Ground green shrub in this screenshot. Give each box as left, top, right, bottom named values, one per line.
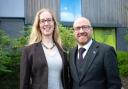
left=59, top=25, right=76, bottom=49
left=0, top=26, right=128, bottom=89
left=0, top=30, right=12, bottom=75
left=117, top=51, right=128, bottom=76
left=0, top=29, right=28, bottom=89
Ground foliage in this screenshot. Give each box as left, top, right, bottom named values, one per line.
left=117, top=51, right=128, bottom=76
left=0, top=26, right=128, bottom=89
left=59, top=25, right=76, bottom=49
left=124, top=34, right=128, bottom=42
left=93, top=28, right=116, bottom=48
left=123, top=28, right=128, bottom=43
left=0, top=30, right=12, bottom=74
left=0, top=29, right=28, bottom=89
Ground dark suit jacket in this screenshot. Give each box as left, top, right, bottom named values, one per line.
left=69, top=40, right=122, bottom=89
left=20, top=42, right=70, bottom=89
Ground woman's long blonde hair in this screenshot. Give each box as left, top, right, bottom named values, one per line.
left=28, top=8, right=62, bottom=47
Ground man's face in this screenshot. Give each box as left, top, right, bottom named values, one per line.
left=73, top=17, right=93, bottom=45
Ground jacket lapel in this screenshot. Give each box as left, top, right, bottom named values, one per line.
left=55, top=43, right=65, bottom=65
left=36, top=42, right=48, bottom=64
left=79, top=41, right=99, bottom=82
left=36, top=42, right=64, bottom=65
left=69, top=47, right=80, bottom=81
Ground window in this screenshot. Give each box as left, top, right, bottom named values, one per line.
left=60, top=0, right=81, bottom=22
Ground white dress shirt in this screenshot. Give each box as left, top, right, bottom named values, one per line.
left=78, top=39, right=93, bottom=59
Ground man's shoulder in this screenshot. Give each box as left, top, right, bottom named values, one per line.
left=94, top=40, right=115, bottom=52
left=94, top=40, right=112, bottom=48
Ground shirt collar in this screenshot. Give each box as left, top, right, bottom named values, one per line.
left=78, top=39, right=93, bottom=51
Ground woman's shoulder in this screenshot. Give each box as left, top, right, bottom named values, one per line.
left=22, top=42, right=40, bottom=52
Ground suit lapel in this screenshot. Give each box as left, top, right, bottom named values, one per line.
left=70, top=47, right=80, bottom=81
left=79, top=41, right=99, bottom=82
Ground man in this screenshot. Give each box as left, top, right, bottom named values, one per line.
left=69, top=17, right=122, bottom=89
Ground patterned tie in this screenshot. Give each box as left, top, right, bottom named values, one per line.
left=79, top=47, right=86, bottom=62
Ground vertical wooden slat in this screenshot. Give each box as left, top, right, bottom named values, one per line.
left=25, top=0, right=128, bottom=27
left=81, top=0, right=128, bottom=27
left=25, top=0, right=60, bottom=24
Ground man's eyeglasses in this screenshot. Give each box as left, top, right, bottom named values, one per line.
left=74, top=25, right=92, bottom=31
left=40, top=18, right=53, bottom=24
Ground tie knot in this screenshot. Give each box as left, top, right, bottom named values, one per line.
left=79, top=48, right=86, bottom=54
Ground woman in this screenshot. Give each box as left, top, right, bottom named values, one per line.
left=20, top=8, right=69, bottom=89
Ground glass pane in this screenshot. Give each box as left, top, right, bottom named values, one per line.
left=93, top=28, right=116, bottom=49
left=61, top=0, right=81, bottom=22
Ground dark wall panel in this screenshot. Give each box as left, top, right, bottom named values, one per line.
left=25, top=0, right=60, bottom=24
left=116, top=27, right=128, bottom=51
left=0, top=18, right=24, bottom=38
left=82, top=0, right=128, bottom=27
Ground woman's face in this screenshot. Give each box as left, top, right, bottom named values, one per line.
left=39, top=11, right=54, bottom=36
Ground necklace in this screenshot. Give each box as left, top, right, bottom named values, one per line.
left=42, top=42, right=55, bottom=50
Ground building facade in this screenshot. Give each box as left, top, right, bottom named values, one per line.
left=0, top=0, right=128, bottom=51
